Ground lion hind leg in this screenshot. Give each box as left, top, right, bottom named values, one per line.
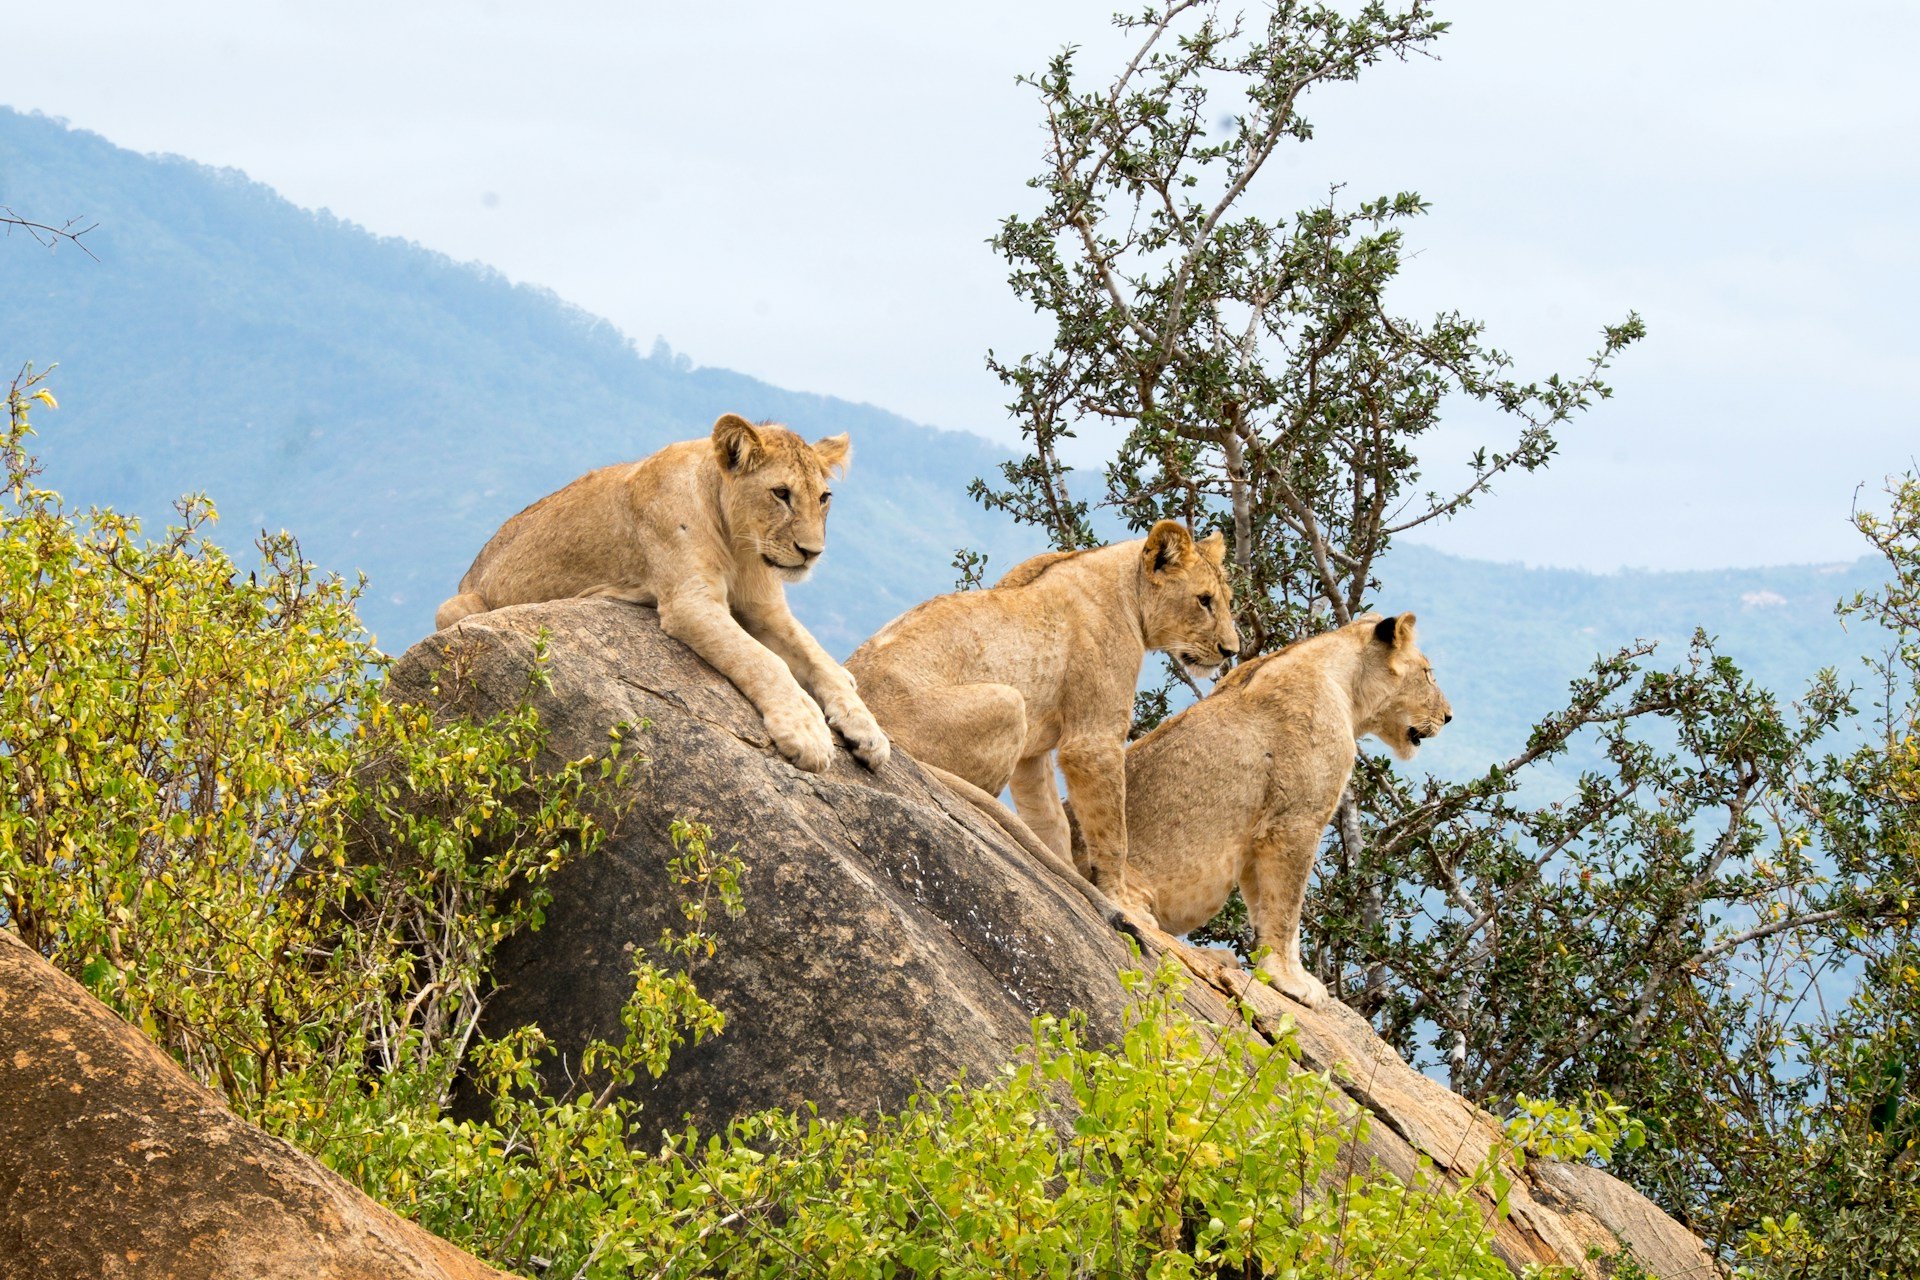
left=1010, top=753, right=1071, bottom=865
left=1240, top=825, right=1330, bottom=1008
left=434, top=591, right=490, bottom=631
left=886, top=682, right=1027, bottom=796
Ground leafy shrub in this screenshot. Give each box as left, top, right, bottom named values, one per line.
left=611, top=961, right=1543, bottom=1280
left=291, top=955, right=1556, bottom=1279
left=1, top=363, right=641, bottom=1117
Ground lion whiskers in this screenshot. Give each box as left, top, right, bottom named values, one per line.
left=735, top=531, right=800, bottom=565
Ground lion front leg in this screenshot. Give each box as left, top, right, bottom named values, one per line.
left=1058, top=740, right=1155, bottom=924
left=1009, top=753, right=1070, bottom=863
left=736, top=596, right=889, bottom=770
left=660, top=590, right=835, bottom=773
left=1240, top=824, right=1329, bottom=1008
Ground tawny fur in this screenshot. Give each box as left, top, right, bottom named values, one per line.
left=846, top=522, right=1239, bottom=909
left=1122, top=613, right=1452, bottom=1007
left=435, top=413, right=889, bottom=774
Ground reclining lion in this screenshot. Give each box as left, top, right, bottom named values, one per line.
left=1121, top=613, right=1451, bottom=1006
left=435, top=413, right=889, bottom=775
left=846, top=522, right=1239, bottom=908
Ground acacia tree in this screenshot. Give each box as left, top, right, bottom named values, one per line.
left=980, top=2, right=1919, bottom=1255
left=978, top=0, right=1641, bottom=653
left=976, top=0, right=1639, bottom=985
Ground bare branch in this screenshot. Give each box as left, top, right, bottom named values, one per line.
left=2, top=206, right=99, bottom=260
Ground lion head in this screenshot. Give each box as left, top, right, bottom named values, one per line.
left=711, top=413, right=849, bottom=584
left=1359, top=612, right=1452, bottom=760
left=1137, top=521, right=1241, bottom=679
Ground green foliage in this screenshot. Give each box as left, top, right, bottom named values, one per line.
left=274, top=818, right=742, bottom=1278
left=264, top=944, right=1557, bottom=1279
left=1725, top=946, right=1920, bottom=1279
left=1702, top=487, right=1920, bottom=1275
left=396, top=957, right=1543, bottom=1279
left=1504, top=1093, right=1646, bottom=1166
left=1342, top=631, right=1855, bottom=1091
left=614, top=960, right=1529, bottom=1280
left=1, top=363, right=638, bottom=1113
left=951, top=545, right=992, bottom=591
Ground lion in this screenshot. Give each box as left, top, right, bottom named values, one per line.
left=434, top=413, right=889, bottom=775
left=1119, top=613, right=1451, bottom=1007
left=845, top=521, right=1239, bottom=908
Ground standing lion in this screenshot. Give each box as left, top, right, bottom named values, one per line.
left=435, top=413, right=889, bottom=775
left=1121, top=613, right=1451, bottom=1006
left=846, top=522, right=1239, bottom=908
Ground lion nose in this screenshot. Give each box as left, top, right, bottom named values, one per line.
left=1444, top=712, right=1453, bottom=724
left=1218, top=640, right=1239, bottom=658
left=797, top=544, right=823, bottom=562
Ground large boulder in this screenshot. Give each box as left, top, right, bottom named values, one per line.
left=395, top=601, right=1719, bottom=1279
left=0, top=929, right=512, bottom=1280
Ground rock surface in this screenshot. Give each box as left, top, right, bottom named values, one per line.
left=0, top=929, right=512, bottom=1280
left=398, top=600, right=1722, bottom=1279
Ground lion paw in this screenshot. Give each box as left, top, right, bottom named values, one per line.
left=764, top=702, right=836, bottom=774
left=1181, top=943, right=1245, bottom=989
left=1257, top=957, right=1329, bottom=1009
left=824, top=692, right=891, bottom=771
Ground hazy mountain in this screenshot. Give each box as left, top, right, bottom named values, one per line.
left=1, top=106, right=1891, bottom=784
left=1385, top=547, right=1886, bottom=783
left=0, top=107, right=1047, bottom=660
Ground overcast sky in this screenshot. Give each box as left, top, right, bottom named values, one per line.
left=8, top=1, right=1916, bottom=569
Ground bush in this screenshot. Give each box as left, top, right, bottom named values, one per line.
left=0, top=363, right=641, bottom=1117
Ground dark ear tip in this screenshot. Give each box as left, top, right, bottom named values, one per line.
left=1373, top=614, right=1399, bottom=645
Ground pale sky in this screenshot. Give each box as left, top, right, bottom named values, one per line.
left=7, top=1, right=1916, bottom=569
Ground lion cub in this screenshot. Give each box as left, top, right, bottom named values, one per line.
left=1121, top=613, right=1451, bottom=1006
left=436, top=413, right=889, bottom=775
left=846, top=522, right=1239, bottom=909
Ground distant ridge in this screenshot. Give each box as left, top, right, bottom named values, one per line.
left=0, top=106, right=1042, bottom=657
left=0, top=106, right=1886, bottom=781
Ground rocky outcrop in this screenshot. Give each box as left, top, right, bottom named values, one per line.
left=0, top=929, right=512, bottom=1280
left=399, top=601, right=1721, bottom=1280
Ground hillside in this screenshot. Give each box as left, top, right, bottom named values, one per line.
left=0, top=108, right=1046, bottom=659
left=1385, top=546, right=1886, bottom=782
left=0, top=107, right=1891, bottom=781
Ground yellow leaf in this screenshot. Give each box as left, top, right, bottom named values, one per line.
left=32, top=389, right=57, bottom=409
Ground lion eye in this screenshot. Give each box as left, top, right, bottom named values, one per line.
left=771, top=486, right=792, bottom=505
left=1197, top=593, right=1213, bottom=610
left=820, top=491, right=832, bottom=505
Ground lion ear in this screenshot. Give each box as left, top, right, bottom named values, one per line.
left=712, top=413, right=765, bottom=473
left=1142, top=520, right=1194, bottom=574
left=1372, top=613, right=1417, bottom=649
left=811, top=433, right=851, bottom=477
left=1197, top=530, right=1227, bottom=566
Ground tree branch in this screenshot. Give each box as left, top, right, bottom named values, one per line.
left=2, top=206, right=99, bottom=259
